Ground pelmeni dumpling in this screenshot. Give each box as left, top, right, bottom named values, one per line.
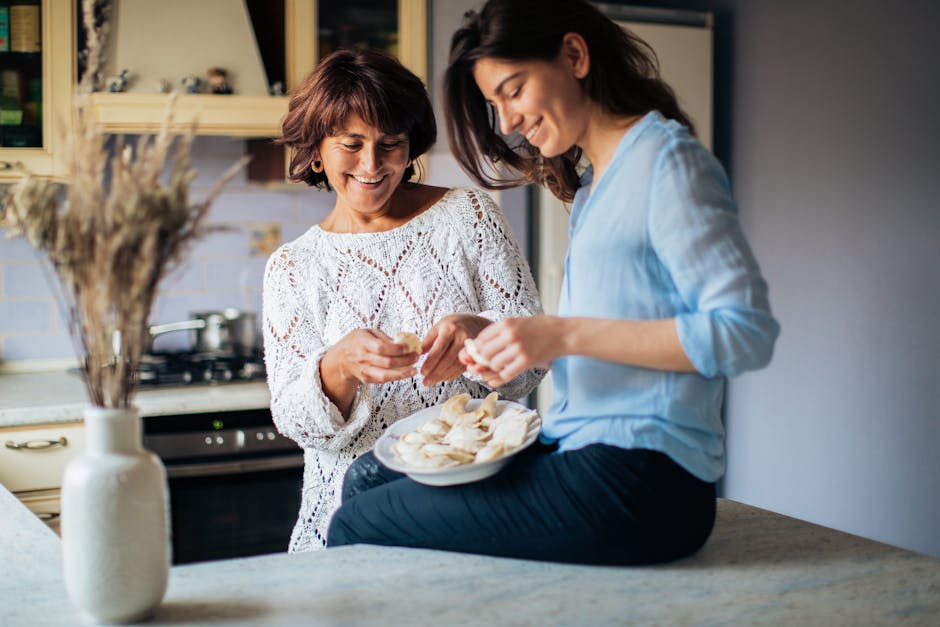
left=394, top=331, right=422, bottom=355
left=463, top=338, right=492, bottom=368
left=440, top=393, right=473, bottom=425
left=491, top=415, right=529, bottom=448
left=401, top=431, right=436, bottom=445
left=443, top=424, right=488, bottom=444
left=479, top=391, right=499, bottom=419
left=419, top=419, right=449, bottom=437
left=475, top=443, right=505, bottom=463
left=392, top=392, right=537, bottom=470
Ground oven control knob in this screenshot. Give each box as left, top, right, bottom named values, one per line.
left=204, top=436, right=213, bottom=445
left=220, top=367, right=233, bottom=381
left=215, top=436, right=224, bottom=445
left=182, top=371, right=193, bottom=384
left=203, top=369, right=214, bottom=382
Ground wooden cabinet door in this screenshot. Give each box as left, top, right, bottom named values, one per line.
left=0, top=421, right=85, bottom=492
left=86, top=0, right=427, bottom=138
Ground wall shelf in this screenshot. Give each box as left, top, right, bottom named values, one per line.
left=89, top=93, right=289, bottom=138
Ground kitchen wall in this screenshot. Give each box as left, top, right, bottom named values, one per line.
left=629, top=0, right=940, bottom=557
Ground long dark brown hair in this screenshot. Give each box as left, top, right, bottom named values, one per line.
left=444, top=0, right=694, bottom=202
left=278, top=48, right=436, bottom=189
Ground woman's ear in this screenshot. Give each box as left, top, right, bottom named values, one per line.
left=561, top=33, right=590, bottom=79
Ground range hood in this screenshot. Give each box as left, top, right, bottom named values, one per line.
left=101, top=0, right=269, bottom=96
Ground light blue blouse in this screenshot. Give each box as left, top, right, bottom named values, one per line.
left=541, top=111, right=780, bottom=482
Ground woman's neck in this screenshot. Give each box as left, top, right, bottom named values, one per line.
left=323, top=205, right=398, bottom=233
left=320, top=184, right=447, bottom=234
left=580, top=108, right=645, bottom=187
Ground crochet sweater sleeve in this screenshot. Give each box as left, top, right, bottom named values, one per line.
left=262, top=242, right=374, bottom=452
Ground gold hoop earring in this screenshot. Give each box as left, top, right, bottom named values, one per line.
left=311, top=160, right=323, bottom=174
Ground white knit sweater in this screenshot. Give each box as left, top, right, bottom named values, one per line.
left=262, top=187, right=545, bottom=552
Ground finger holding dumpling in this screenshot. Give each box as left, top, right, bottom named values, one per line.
left=420, top=314, right=493, bottom=386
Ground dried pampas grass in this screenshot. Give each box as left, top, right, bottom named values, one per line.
left=0, top=0, right=248, bottom=407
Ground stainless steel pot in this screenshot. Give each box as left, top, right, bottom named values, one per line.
left=147, top=309, right=258, bottom=355
left=223, top=309, right=259, bottom=356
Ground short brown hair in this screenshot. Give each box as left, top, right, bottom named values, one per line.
left=278, top=48, right=436, bottom=189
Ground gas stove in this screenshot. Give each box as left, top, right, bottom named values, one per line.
left=137, top=350, right=266, bottom=386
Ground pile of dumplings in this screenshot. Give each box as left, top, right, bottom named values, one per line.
left=391, top=392, right=536, bottom=470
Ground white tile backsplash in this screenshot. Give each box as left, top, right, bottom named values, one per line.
left=0, top=300, right=53, bottom=333
left=1, top=262, right=53, bottom=298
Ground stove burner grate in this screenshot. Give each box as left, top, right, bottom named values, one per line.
left=137, top=350, right=266, bottom=386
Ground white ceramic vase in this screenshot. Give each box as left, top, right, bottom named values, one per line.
left=61, top=406, right=171, bottom=624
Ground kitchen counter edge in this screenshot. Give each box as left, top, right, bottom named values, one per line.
left=0, top=371, right=271, bottom=428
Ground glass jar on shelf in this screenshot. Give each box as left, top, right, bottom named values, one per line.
left=0, top=0, right=72, bottom=180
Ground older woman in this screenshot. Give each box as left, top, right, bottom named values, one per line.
left=263, top=48, right=544, bottom=552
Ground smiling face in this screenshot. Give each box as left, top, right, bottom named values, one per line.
left=318, top=113, right=411, bottom=218
left=472, top=35, right=591, bottom=158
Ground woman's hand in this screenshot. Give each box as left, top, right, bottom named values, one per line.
left=458, top=315, right=565, bottom=387
left=328, top=329, right=420, bottom=385
left=321, top=329, right=420, bottom=417
left=420, top=314, right=493, bottom=386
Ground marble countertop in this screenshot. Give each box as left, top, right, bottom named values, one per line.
left=0, top=371, right=270, bottom=427
left=2, top=482, right=938, bottom=626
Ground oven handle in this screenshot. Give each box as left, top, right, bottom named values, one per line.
left=165, top=454, right=304, bottom=479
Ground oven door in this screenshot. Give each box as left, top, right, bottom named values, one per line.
left=164, top=454, right=303, bottom=564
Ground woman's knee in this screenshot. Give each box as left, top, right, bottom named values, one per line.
left=341, top=451, right=397, bottom=502
left=326, top=503, right=356, bottom=547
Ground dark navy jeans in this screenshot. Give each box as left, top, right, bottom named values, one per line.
left=328, top=443, right=716, bottom=565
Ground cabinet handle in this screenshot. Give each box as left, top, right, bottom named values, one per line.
left=36, top=511, right=61, bottom=522
left=0, top=161, right=23, bottom=171
left=4, top=436, right=69, bottom=451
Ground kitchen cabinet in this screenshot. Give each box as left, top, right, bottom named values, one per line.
left=0, top=0, right=73, bottom=180
left=85, top=0, right=428, bottom=138
left=0, top=420, right=85, bottom=533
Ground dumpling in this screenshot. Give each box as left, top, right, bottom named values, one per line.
left=443, top=424, right=488, bottom=445
left=446, top=437, right=487, bottom=454
left=490, top=415, right=529, bottom=448
left=419, top=419, right=449, bottom=436
left=422, top=443, right=476, bottom=464
left=463, top=338, right=492, bottom=368
left=401, top=431, right=435, bottom=444
left=475, top=443, right=505, bottom=463
left=450, top=408, right=485, bottom=430
left=439, top=393, right=472, bottom=425
left=479, top=391, right=499, bottom=420
left=394, top=330, right=422, bottom=355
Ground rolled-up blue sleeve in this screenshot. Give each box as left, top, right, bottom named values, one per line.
left=650, top=138, right=780, bottom=378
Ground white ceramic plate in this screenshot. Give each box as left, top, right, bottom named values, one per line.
left=374, top=399, right=541, bottom=486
